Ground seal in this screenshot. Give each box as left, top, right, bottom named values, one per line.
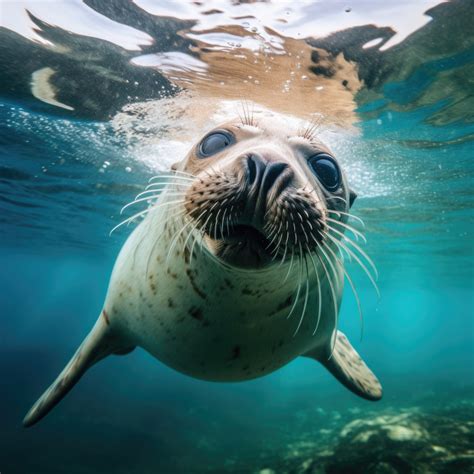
left=23, top=112, right=382, bottom=427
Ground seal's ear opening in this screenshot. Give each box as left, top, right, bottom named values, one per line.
left=349, top=189, right=357, bottom=208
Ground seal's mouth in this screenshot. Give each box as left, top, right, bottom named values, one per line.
left=225, top=224, right=268, bottom=244
left=208, top=223, right=274, bottom=268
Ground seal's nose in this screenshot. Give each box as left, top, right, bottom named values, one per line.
left=247, top=154, right=289, bottom=193
left=245, top=153, right=292, bottom=224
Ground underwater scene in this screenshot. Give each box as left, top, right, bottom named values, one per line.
left=1, top=1, right=473, bottom=473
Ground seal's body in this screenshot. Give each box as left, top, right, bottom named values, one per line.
left=106, top=199, right=341, bottom=381
left=24, top=113, right=382, bottom=427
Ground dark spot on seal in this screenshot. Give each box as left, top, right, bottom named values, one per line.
left=166, top=268, right=178, bottom=279
left=278, top=339, right=284, bottom=347
left=224, top=278, right=234, bottom=289
left=150, top=282, right=157, bottom=293
left=242, top=287, right=253, bottom=295
left=342, top=79, right=349, bottom=87
left=186, top=269, right=207, bottom=300
left=231, top=345, right=241, bottom=360
left=277, top=295, right=293, bottom=311
left=184, top=246, right=190, bottom=264
left=242, top=364, right=249, bottom=371
left=189, top=306, right=204, bottom=321
left=168, top=298, right=175, bottom=308
left=102, top=309, right=110, bottom=326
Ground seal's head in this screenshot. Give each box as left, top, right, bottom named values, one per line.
left=175, top=114, right=356, bottom=269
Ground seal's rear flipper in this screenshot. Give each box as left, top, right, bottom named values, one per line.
left=23, top=313, right=133, bottom=427
left=305, top=330, right=382, bottom=401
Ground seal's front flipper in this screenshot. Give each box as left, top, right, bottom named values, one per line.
left=305, top=331, right=382, bottom=401
left=23, top=312, right=133, bottom=427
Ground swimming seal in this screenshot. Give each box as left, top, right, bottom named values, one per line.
left=23, top=113, right=382, bottom=427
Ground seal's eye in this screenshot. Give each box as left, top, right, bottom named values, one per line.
left=198, top=130, right=234, bottom=158
left=308, top=154, right=341, bottom=192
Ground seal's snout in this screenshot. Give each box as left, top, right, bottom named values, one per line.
left=245, top=153, right=292, bottom=225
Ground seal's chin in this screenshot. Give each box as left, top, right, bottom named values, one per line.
left=208, top=224, right=274, bottom=269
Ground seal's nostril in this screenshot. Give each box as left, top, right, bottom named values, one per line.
left=247, top=154, right=257, bottom=184
left=246, top=153, right=267, bottom=186
left=260, top=162, right=288, bottom=199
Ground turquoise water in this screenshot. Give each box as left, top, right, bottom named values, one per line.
left=1, top=1, right=473, bottom=473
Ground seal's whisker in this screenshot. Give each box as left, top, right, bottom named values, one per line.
left=135, top=189, right=187, bottom=201
left=283, top=249, right=295, bottom=283
left=225, top=205, right=234, bottom=236
left=239, top=100, right=257, bottom=127
left=188, top=208, right=211, bottom=263
left=189, top=231, right=201, bottom=264
left=144, top=183, right=189, bottom=194
left=326, top=225, right=378, bottom=279
left=326, top=195, right=347, bottom=205
left=146, top=177, right=194, bottom=188
left=166, top=217, right=196, bottom=268
left=323, top=240, right=364, bottom=342
left=198, top=201, right=220, bottom=253
left=270, top=228, right=284, bottom=259
left=306, top=245, right=322, bottom=337
left=146, top=209, right=187, bottom=277
left=297, top=211, right=311, bottom=244
left=182, top=214, right=205, bottom=259
left=148, top=174, right=195, bottom=184
left=328, top=210, right=365, bottom=228
left=325, top=217, right=367, bottom=243
left=215, top=206, right=226, bottom=240
left=325, top=231, right=380, bottom=298
left=266, top=221, right=282, bottom=252
left=318, top=241, right=340, bottom=340
left=286, top=250, right=303, bottom=320
left=293, top=247, right=310, bottom=337
left=265, top=223, right=280, bottom=245
left=315, top=244, right=338, bottom=359
left=112, top=199, right=187, bottom=235
left=149, top=169, right=197, bottom=178
left=220, top=207, right=228, bottom=238
left=120, top=195, right=159, bottom=215
left=265, top=229, right=280, bottom=253
left=169, top=170, right=197, bottom=179
left=110, top=210, right=151, bottom=236
left=121, top=192, right=187, bottom=215
left=278, top=230, right=291, bottom=267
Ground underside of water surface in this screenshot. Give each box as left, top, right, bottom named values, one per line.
left=0, top=1, right=473, bottom=473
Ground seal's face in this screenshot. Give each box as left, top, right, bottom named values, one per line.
left=177, top=115, right=355, bottom=269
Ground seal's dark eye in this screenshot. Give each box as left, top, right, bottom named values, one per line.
left=308, top=154, right=341, bottom=192
left=198, top=131, right=234, bottom=158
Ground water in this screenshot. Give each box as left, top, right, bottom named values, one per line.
left=1, top=1, right=473, bottom=473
